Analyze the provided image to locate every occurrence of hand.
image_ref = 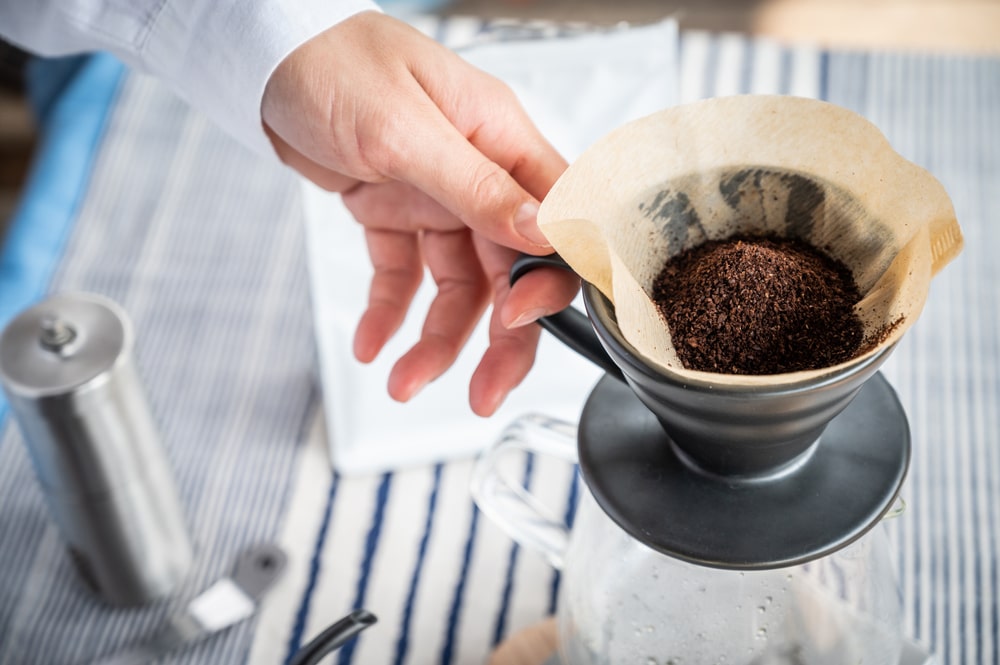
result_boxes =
[261,11,578,416]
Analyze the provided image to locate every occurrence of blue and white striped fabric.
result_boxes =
[0,18,997,665]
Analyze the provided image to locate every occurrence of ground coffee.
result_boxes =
[651,235,863,374]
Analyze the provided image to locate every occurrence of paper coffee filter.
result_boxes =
[538,95,963,385]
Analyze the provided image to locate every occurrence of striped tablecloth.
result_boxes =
[0,17,997,665]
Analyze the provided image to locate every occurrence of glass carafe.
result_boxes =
[472,414,905,665]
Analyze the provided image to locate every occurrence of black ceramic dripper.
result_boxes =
[511,256,910,569]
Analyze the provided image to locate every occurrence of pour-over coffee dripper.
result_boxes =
[509,256,909,569]
[472,95,960,664]
[471,263,912,663]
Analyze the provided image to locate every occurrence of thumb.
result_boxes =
[376,88,552,254]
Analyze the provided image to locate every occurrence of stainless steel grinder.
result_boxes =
[0,292,192,606]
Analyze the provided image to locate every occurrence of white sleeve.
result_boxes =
[0,0,380,154]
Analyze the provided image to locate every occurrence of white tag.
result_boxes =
[187,578,256,633]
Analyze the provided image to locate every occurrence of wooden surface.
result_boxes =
[489,618,558,665]
[751,0,1000,54]
[445,0,1000,54]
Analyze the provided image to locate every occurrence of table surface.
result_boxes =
[445,0,1000,55]
[0,15,998,665]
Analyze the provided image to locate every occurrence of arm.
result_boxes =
[0,0,376,153]
[1,2,579,415]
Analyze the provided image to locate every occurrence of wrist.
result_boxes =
[144,0,380,156]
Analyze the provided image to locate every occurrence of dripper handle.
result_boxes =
[470,414,579,571]
[510,254,623,381]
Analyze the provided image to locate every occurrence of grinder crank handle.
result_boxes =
[509,254,623,381]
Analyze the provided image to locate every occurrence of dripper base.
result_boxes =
[578,371,910,569]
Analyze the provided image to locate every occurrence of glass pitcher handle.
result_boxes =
[470,414,579,570]
[882,495,906,520]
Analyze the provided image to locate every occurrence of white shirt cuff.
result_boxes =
[143,0,380,155]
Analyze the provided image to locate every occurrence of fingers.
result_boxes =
[468,268,543,417]
[468,238,580,416]
[469,314,542,417]
[341,180,466,234]
[407,43,569,203]
[346,32,561,252]
[371,97,550,253]
[353,230,424,363]
[500,266,580,329]
[386,230,490,402]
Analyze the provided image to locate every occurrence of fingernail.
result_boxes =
[514,202,550,248]
[389,372,428,403]
[474,391,505,418]
[508,307,550,328]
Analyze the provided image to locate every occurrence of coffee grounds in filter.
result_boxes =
[651,235,864,375]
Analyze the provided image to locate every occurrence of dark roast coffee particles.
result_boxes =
[652,235,863,374]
